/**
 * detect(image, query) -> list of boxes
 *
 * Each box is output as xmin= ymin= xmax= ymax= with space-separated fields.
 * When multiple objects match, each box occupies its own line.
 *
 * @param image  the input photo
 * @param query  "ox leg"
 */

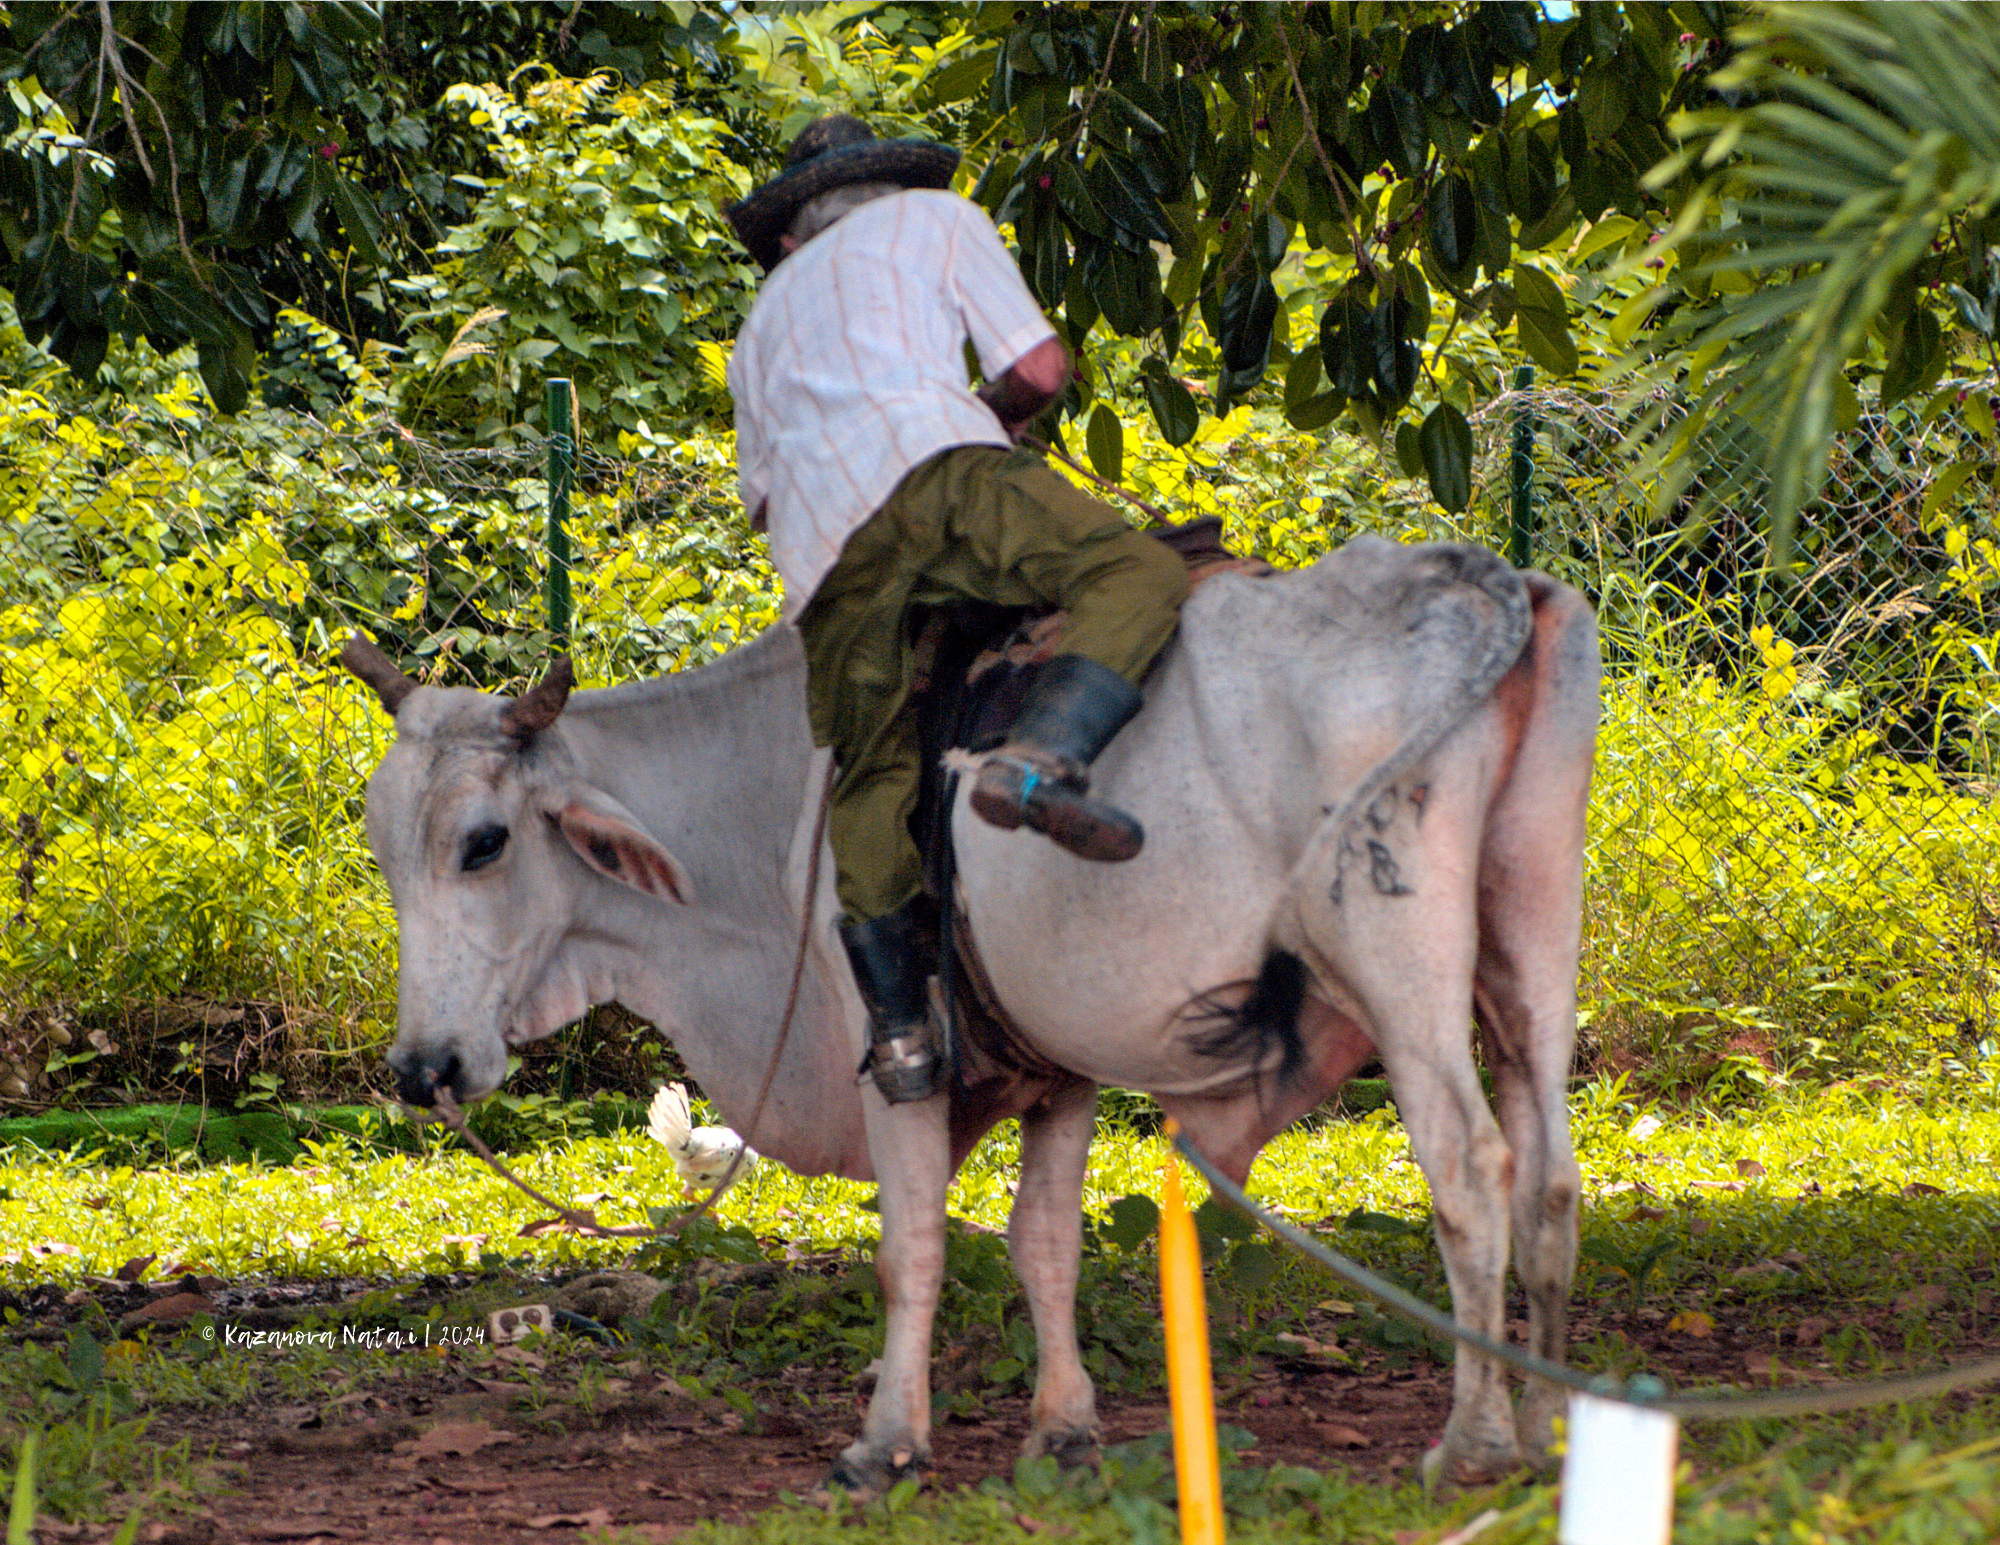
xmin=1476 ymin=599 xmax=1594 ymax=1463
xmin=1313 ymin=808 xmax=1523 ymax=1488
xmin=1009 ymin=1078 xmax=1101 ymax=1466
xmin=1475 ymin=962 xmax=1580 ymax=1466
xmin=1374 ymin=1027 xmax=1523 ymax=1489
xmin=831 ymin=1089 xmax=952 ymax=1498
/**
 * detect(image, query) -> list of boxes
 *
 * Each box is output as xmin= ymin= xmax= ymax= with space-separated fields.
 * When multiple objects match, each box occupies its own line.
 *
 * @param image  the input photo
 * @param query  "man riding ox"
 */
xmin=724 ymin=115 xmax=1190 ymax=1105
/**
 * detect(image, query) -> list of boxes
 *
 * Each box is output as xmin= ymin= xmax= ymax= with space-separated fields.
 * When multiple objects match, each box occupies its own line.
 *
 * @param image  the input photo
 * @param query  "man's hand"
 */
xmin=978 ymin=336 xmax=1070 ymax=440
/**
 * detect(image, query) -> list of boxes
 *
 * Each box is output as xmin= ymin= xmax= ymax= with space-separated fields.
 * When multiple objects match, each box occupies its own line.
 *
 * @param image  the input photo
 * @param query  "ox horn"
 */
xmin=340 ymin=634 xmax=418 ymax=716
xmin=500 ymin=657 xmax=575 ymax=742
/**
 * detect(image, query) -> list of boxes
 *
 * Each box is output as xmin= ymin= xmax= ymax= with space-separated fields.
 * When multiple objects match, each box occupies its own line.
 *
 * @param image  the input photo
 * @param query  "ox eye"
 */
xmin=461 ymin=823 xmax=509 ymax=872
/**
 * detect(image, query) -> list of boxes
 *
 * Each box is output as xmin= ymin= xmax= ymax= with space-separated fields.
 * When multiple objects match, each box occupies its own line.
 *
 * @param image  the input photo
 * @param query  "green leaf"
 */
xmin=1882 ymin=307 xmax=1944 ymax=409
xmin=1227 ymin=1241 xmax=1280 ymax=1295
xmin=328 ymin=176 xmax=386 ymax=270
xmin=1100 ymin=1193 xmax=1160 ymax=1250
xmin=1284 ymin=344 xmax=1324 ymax=413
xmin=1143 ymin=371 xmax=1199 ymax=445
xmin=1219 ymin=269 xmax=1278 ymax=379
xmin=1515 ymin=305 xmax=1578 ymax=376
xmin=1921 ymin=459 xmax=1980 ymax=524
xmin=1367 ymin=81 xmax=1427 ymax=178
xmin=1395 ymin=419 xmax=1426 ymax=477
xmin=1194 ymin=1197 xmax=1254 ymax=1244
xmin=1285 ymin=390 xmax=1343 ymax=432
xmin=1088 ymin=152 xmax=1176 ymax=247
xmin=1428 ymin=174 xmax=1477 ymax=273
xmin=1053 ymin=158 xmax=1107 ymax=239
xmin=9 ymin=1432 xmax=37 ymax=1545
xmin=1085 ymin=403 xmax=1124 ymax=483
xmin=67 ymin=1328 xmax=103 ymax=1393
xmin=1319 ymin=292 xmax=1377 ymax=399
xmin=1512 ymin=260 xmax=1577 ymax=376
xmin=1418 ymin=401 xmax=1474 ymax=512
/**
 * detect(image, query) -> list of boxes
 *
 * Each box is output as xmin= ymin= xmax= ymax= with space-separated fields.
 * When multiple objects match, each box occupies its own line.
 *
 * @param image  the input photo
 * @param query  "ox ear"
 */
xmin=544 ymin=785 xmax=693 ymax=906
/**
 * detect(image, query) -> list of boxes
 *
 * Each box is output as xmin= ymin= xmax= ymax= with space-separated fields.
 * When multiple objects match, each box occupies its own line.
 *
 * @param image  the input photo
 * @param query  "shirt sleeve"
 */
xmin=945 ymin=200 xmax=1059 ymax=382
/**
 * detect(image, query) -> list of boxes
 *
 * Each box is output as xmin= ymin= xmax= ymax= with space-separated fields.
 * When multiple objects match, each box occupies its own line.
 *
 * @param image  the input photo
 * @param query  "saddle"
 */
xmin=900 ymin=515 xmax=1272 ymax=1098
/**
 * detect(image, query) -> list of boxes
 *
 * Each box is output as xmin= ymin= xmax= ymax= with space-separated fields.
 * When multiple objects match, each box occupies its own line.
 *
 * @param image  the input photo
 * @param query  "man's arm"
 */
xmin=976 ymin=335 xmax=1069 ymax=440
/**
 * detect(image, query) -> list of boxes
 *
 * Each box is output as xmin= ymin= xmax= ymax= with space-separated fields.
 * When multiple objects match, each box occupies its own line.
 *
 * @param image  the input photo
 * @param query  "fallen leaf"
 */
xmin=1274 ymin=1331 xmax=1342 ymax=1359
xmin=1627 ymin=1204 xmax=1667 ymax=1222
xmin=524 ymin=1507 xmax=613 ymax=1531
xmin=1731 ymin=1259 xmax=1794 ymax=1280
xmin=1735 ymin=1159 xmax=1767 ymax=1179
xmin=117 ymin=1293 xmax=215 ymax=1332
xmin=1902 ymin=1182 xmax=1944 ymax=1198
xmin=1315 ymin=1422 xmax=1371 ymax=1448
xmin=1792 ymin=1316 xmax=1836 ymax=1347
xmin=116 ymin=1254 xmax=158 ymax=1283
xmin=492 ymin=1346 xmax=546 ymax=1370
xmin=1668 ymin=1309 xmax=1716 ymax=1338
xmin=1895 ymin=1285 xmax=1947 ymax=1315
xmin=81 ymin=1195 xmax=111 ymax=1210
xmin=404 ymin=1421 xmax=517 ymax=1458
xmin=1629 ymin=1114 xmax=1664 ymax=1142
xmin=517 ymin=1218 xmax=581 ymax=1239
xmin=1687 ymin=1217 xmax=1713 ymax=1236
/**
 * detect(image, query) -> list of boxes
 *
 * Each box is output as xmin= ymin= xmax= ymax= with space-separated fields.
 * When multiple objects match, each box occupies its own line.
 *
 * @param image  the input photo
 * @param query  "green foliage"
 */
xmin=1636 ymin=1 xmax=2000 ymax=561
xmin=0 ymin=2 xmax=387 ymax=410
xmin=391 ymin=71 xmax=758 ymax=441
xmin=940 ymin=1 xmax=1748 ymax=512
xmin=1582 ymin=596 xmax=2000 ymax=1094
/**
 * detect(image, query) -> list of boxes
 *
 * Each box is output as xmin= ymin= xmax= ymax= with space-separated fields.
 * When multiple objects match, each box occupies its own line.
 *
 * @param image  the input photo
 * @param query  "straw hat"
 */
xmin=726 ymin=115 xmax=960 ymax=271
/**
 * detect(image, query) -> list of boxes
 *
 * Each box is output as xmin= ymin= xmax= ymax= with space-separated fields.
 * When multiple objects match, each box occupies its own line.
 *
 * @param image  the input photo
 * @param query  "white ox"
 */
xmin=342 ymin=536 xmax=1598 ymax=1491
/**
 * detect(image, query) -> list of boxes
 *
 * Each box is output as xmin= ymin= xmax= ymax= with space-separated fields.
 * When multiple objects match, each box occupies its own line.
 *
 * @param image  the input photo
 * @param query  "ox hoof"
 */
xmin=1022 ymin=1424 xmax=1100 ymax=1470
xmin=813 ymin=1443 xmax=927 ymax=1505
xmin=1516 ymin=1387 xmax=1565 ymax=1469
xmin=1420 ymin=1439 xmax=1528 ymax=1496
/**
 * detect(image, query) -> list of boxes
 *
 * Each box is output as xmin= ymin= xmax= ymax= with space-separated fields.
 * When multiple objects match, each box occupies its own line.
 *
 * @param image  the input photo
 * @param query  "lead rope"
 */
xmin=426 ymin=759 xmax=836 ymax=1240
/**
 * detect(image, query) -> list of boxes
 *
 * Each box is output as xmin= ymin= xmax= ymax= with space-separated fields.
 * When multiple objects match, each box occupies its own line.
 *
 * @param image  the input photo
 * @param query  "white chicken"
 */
xmin=646 ymin=1082 xmax=758 ymax=1198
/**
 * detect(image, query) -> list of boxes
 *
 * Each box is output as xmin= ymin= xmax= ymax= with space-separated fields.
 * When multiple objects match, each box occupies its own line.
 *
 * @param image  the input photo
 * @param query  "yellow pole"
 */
xmin=1160 ymin=1120 xmax=1226 ymax=1545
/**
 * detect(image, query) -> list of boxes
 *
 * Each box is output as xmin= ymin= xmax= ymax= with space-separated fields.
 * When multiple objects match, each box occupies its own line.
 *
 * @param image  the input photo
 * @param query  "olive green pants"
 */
xmin=797 ymin=444 xmax=1189 ymax=923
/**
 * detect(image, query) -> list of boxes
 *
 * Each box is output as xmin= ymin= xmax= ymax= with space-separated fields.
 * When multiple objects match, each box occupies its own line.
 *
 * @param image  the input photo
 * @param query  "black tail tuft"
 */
xmin=1184 ymin=949 xmax=1308 ymax=1084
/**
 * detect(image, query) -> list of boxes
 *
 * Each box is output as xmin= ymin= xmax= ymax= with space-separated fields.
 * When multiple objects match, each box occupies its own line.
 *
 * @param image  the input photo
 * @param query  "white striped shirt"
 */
xmin=729 ymin=189 xmax=1057 ymax=612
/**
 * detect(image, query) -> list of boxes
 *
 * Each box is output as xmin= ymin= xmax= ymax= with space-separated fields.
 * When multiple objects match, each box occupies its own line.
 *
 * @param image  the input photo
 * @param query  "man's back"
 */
xmin=729 ymin=188 xmax=1053 ymax=606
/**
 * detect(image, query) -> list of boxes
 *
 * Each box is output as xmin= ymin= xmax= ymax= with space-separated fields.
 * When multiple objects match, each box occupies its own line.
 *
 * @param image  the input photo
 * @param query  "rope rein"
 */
xmin=1174 ymin=1133 xmax=2000 ymax=1421
xmin=426 ymin=759 xmax=835 ymax=1240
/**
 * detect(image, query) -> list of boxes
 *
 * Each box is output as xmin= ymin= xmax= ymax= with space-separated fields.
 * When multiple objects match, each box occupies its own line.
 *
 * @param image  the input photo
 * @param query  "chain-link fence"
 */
xmin=3 ymin=369 xmax=1997 ymax=1108
xmin=1467 ymin=385 xmax=2000 ymax=1094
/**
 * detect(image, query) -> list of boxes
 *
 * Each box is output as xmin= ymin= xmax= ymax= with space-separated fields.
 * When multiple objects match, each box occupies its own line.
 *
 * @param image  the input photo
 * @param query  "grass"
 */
xmin=3 ymin=1077 xmax=2000 ymax=1540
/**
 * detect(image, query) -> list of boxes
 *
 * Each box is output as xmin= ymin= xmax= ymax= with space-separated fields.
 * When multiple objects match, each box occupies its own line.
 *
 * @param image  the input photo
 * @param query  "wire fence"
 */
xmin=2 ymin=373 xmax=1997 ymax=1107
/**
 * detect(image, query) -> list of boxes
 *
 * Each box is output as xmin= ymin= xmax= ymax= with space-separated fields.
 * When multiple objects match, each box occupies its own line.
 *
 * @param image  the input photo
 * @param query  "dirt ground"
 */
xmin=10 ymin=1265 xmax=1997 ymax=1545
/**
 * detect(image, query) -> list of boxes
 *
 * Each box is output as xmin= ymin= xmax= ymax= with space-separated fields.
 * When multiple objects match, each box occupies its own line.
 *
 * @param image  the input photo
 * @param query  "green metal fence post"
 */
xmin=545 ymin=377 xmax=575 ymax=648
xmin=1508 ymin=363 xmax=1536 ymax=571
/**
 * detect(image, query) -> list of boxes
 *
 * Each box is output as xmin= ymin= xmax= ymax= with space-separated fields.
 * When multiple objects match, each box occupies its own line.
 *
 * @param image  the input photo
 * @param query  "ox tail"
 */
xmin=1266 ymin=545 xmax=1532 ymax=986
xmin=1183 ymin=949 xmax=1309 ymax=1084
xmin=1307 ymin=544 xmax=1529 ymax=884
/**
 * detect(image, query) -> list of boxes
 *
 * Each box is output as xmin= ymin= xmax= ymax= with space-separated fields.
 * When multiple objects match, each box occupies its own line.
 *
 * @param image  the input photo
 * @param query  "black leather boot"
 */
xmin=968 ymin=654 xmax=1146 ymax=861
xmin=840 ymin=903 xmax=948 ymax=1104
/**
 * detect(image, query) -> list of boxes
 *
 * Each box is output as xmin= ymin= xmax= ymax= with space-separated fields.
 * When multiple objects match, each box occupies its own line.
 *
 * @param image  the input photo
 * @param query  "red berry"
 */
xmin=1220 ymin=219 xmax=1232 ymax=231
xmin=1038 ymin=174 xmax=1052 ymax=190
